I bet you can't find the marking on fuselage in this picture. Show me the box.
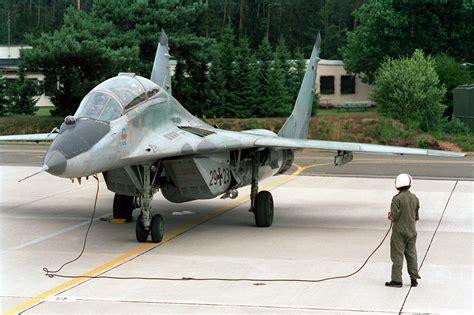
[120,128,128,146]
[127,120,133,145]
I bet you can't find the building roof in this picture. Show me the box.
[319,59,344,66]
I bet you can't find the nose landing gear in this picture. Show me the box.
[135,191,164,243]
[132,164,164,243]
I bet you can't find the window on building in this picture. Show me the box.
[320,76,334,94]
[341,75,356,94]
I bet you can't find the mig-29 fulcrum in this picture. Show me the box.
[0,31,465,243]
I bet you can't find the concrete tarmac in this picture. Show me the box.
[1,161,472,314]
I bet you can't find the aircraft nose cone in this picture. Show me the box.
[44,150,67,175]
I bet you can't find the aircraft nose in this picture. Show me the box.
[43,117,110,177]
[44,150,67,175]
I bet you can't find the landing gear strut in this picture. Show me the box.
[250,151,274,227]
[135,164,164,243]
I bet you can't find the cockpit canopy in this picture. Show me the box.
[75,74,161,122]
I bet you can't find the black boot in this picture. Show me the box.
[385,281,402,288]
[411,279,418,287]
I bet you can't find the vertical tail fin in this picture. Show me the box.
[150,29,172,94]
[278,33,320,139]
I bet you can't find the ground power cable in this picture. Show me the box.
[43,175,100,277]
[43,175,393,283]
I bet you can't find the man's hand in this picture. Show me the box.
[387,212,393,221]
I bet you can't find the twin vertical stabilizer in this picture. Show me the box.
[150,29,172,95]
[278,33,320,139]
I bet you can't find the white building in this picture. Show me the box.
[316,59,373,107]
[0,45,54,107]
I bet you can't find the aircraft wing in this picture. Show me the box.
[0,133,57,141]
[130,127,464,166]
[254,136,466,158]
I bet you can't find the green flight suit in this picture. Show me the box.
[390,190,421,282]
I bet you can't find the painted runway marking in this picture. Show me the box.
[4,164,314,315]
[0,213,111,256]
[2,180,98,213]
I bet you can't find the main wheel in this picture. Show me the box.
[135,214,149,242]
[150,214,165,243]
[113,194,135,221]
[254,191,274,227]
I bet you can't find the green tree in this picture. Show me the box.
[255,36,273,117]
[22,8,140,116]
[343,0,474,84]
[22,1,210,117]
[288,47,306,104]
[234,37,259,117]
[320,0,355,59]
[342,0,408,83]
[171,35,213,116]
[263,56,292,117]
[370,50,446,132]
[274,37,291,87]
[206,43,226,117]
[215,27,239,117]
[7,68,39,115]
[433,54,471,118]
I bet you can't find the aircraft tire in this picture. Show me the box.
[150,214,165,243]
[113,194,135,220]
[136,214,149,242]
[254,191,273,227]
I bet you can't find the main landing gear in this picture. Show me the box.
[249,151,274,227]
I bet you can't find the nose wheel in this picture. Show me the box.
[135,213,149,242]
[136,213,164,243]
[150,214,164,243]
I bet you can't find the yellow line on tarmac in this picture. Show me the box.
[4,164,310,315]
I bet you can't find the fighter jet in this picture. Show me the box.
[1,31,464,243]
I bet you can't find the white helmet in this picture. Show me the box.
[395,173,412,189]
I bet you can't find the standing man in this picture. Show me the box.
[385,173,421,288]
